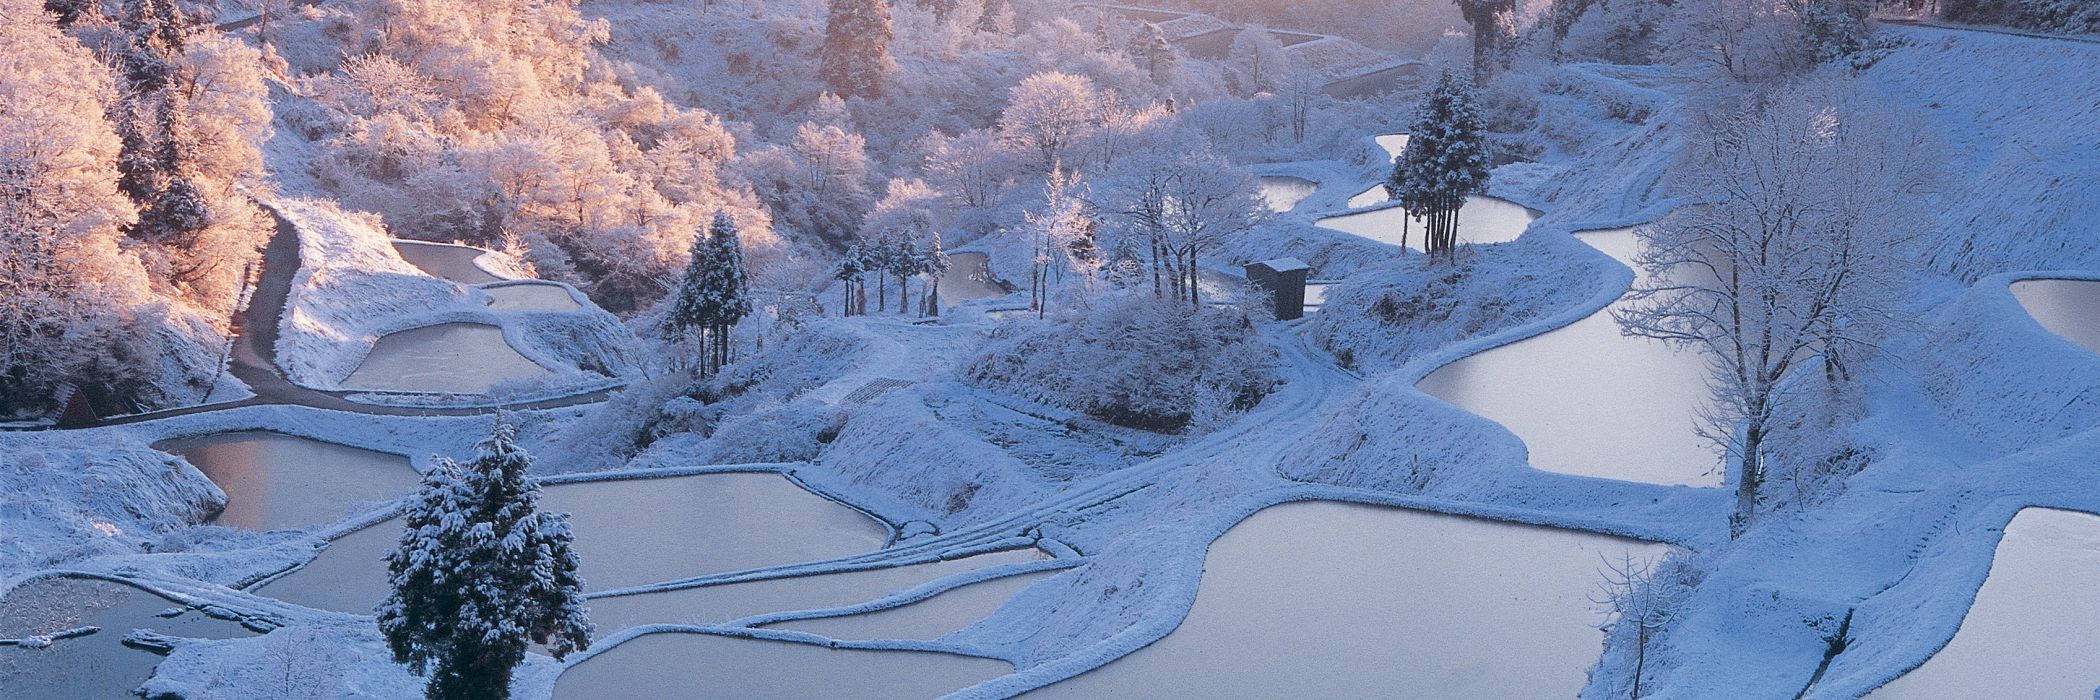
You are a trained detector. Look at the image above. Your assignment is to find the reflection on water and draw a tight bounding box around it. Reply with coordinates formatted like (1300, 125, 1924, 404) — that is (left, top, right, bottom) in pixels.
(586, 549, 1043, 640)
(2010, 279, 2100, 355)
(1315, 196, 1535, 252)
(1257, 176, 1318, 214)
(1415, 228, 1722, 486)
(161, 432, 420, 531)
(763, 569, 1055, 642)
(483, 283, 579, 313)
(0, 577, 256, 700)
(256, 473, 891, 615)
(392, 240, 504, 285)
(1028, 501, 1661, 698)
(940, 252, 1008, 307)
(1375, 134, 1410, 161)
(340, 322, 552, 394)
(1869, 508, 2100, 699)
(553, 631, 1010, 700)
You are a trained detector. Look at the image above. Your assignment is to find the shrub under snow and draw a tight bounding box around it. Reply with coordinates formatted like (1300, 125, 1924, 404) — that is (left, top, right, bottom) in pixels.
(965, 291, 1279, 433)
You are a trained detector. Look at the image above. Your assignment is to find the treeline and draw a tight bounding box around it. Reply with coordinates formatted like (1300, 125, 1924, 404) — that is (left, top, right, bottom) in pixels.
(0, 0, 272, 418)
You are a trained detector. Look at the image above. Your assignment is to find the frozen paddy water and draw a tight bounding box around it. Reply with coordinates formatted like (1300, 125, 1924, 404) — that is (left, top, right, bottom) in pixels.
(0, 577, 256, 700)
(1315, 195, 1536, 251)
(1026, 501, 1662, 698)
(553, 631, 1010, 700)
(482, 282, 580, 312)
(940, 251, 1009, 307)
(158, 431, 422, 531)
(2010, 278, 2100, 355)
(1257, 176, 1318, 213)
(257, 472, 891, 615)
(339, 322, 553, 394)
(391, 240, 504, 285)
(1415, 227, 1724, 487)
(1869, 508, 2100, 699)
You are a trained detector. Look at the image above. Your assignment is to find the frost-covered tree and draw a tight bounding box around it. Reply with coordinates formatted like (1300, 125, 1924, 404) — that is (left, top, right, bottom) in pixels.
(1024, 168, 1092, 318)
(664, 211, 753, 374)
(818, 0, 895, 98)
(922, 229, 950, 317)
(1388, 72, 1491, 258)
(377, 421, 593, 700)
(1614, 78, 1933, 537)
(1227, 28, 1290, 96)
(0, 0, 163, 416)
(1454, 0, 1516, 82)
(1101, 145, 1267, 307)
(832, 253, 866, 316)
(1000, 72, 1108, 173)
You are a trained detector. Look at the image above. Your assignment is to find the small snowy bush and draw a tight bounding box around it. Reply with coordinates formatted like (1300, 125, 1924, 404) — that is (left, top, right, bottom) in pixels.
(965, 290, 1280, 433)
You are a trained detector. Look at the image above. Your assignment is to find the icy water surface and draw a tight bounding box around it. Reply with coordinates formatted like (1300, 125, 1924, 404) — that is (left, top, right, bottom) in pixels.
(1027, 501, 1661, 698)
(1257, 176, 1318, 213)
(1869, 508, 2100, 699)
(2010, 279, 2100, 355)
(1375, 133, 1410, 160)
(158, 432, 420, 531)
(1416, 227, 1723, 486)
(339, 322, 552, 394)
(391, 240, 504, 284)
(939, 252, 1009, 307)
(1315, 195, 1536, 251)
(482, 282, 580, 312)
(0, 577, 255, 699)
(764, 569, 1057, 641)
(255, 472, 889, 614)
(553, 632, 1010, 700)
(586, 548, 1044, 638)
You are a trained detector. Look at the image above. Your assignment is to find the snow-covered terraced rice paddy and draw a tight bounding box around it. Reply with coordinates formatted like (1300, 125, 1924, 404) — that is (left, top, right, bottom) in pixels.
(1374, 133, 1409, 160)
(159, 432, 420, 531)
(0, 577, 256, 700)
(553, 631, 1010, 700)
(763, 569, 1058, 641)
(482, 282, 580, 312)
(1415, 227, 1723, 486)
(1868, 508, 2100, 699)
(391, 240, 505, 285)
(257, 472, 890, 615)
(585, 548, 1046, 638)
(1026, 501, 1662, 698)
(339, 322, 553, 394)
(1257, 176, 1318, 213)
(2009, 278, 2100, 355)
(1316, 195, 1536, 251)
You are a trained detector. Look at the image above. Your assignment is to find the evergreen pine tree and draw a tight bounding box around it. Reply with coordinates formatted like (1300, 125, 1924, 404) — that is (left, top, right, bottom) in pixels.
(663, 224, 719, 372)
(701, 210, 752, 371)
(114, 0, 186, 205)
(1388, 72, 1490, 259)
(378, 422, 593, 700)
(818, 0, 893, 98)
(833, 254, 864, 316)
(922, 230, 949, 317)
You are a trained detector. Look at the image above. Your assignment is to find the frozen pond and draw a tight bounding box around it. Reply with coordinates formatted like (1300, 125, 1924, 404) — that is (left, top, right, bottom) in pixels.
(392, 240, 504, 284)
(1257, 176, 1318, 213)
(553, 631, 1010, 700)
(939, 252, 1009, 307)
(0, 577, 256, 699)
(1869, 508, 2100, 699)
(2010, 279, 2100, 355)
(586, 548, 1044, 638)
(256, 472, 890, 614)
(158, 432, 421, 531)
(1027, 501, 1660, 697)
(1416, 227, 1721, 486)
(1315, 196, 1537, 252)
(1375, 133, 1410, 161)
(483, 282, 580, 312)
(764, 569, 1057, 641)
(339, 322, 553, 394)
